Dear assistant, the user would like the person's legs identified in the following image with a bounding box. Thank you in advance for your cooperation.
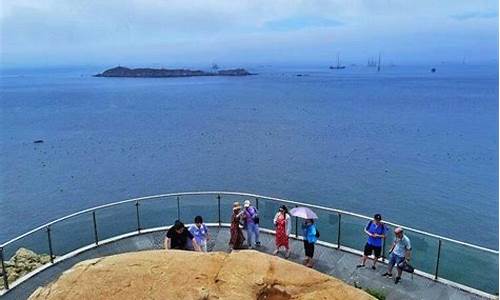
[358,243,371,267]
[284,239,290,258]
[273,244,280,255]
[395,256,404,283]
[372,246,382,269]
[306,243,315,267]
[382,253,396,277]
[254,224,260,246]
[246,224,254,248]
[303,240,310,264]
[199,240,207,252]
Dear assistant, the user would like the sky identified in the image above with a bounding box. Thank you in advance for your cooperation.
[0,0,498,68]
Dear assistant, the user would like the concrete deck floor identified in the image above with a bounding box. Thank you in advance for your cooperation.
[1,227,488,300]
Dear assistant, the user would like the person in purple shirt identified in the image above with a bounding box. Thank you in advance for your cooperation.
[243,199,261,248]
[357,213,387,270]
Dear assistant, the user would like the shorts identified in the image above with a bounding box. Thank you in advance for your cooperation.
[304,240,315,258]
[364,243,382,257]
[389,253,406,268]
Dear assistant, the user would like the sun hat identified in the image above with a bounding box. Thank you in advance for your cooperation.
[243,200,251,208]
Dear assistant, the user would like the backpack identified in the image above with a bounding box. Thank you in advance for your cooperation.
[315,228,320,238]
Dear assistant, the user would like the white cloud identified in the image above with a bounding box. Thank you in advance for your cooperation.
[0,0,497,67]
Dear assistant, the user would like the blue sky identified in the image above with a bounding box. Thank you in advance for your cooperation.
[0,0,498,68]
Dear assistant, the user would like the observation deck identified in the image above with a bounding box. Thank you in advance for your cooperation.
[0,192,498,299]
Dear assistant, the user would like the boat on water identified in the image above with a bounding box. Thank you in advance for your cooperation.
[367,53,382,72]
[367,57,377,67]
[329,53,346,69]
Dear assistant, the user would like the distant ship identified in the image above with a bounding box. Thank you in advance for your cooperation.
[367,57,377,67]
[329,54,346,69]
[377,53,381,72]
[367,53,382,71]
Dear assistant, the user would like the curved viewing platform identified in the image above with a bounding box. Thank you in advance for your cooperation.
[0,191,498,299]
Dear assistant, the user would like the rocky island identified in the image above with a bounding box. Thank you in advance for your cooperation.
[95,66,254,78]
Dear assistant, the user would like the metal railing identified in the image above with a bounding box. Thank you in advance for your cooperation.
[0,191,498,297]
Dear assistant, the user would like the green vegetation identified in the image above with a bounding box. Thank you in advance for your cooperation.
[364,288,387,300]
[352,281,386,300]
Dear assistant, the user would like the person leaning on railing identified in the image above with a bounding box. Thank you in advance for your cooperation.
[164,220,202,252]
[382,227,412,284]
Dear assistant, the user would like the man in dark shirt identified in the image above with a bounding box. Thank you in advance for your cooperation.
[164,220,201,251]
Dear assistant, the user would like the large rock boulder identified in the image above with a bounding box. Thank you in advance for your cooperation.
[29,250,374,300]
[1,248,51,288]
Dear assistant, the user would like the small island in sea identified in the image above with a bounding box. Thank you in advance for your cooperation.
[94,66,254,78]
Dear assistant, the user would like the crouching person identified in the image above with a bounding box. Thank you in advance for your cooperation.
[189,216,209,252]
[165,220,201,252]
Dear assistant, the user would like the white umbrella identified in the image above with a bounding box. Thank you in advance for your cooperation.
[289,207,318,219]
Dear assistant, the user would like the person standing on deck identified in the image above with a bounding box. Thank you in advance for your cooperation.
[273,205,291,258]
[229,202,246,250]
[302,219,318,268]
[382,227,412,284]
[243,199,261,248]
[357,213,387,270]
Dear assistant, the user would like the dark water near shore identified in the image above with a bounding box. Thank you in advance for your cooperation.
[0,64,498,249]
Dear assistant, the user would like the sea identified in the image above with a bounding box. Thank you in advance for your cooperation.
[0,64,498,249]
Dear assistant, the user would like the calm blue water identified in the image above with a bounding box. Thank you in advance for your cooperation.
[0,64,498,249]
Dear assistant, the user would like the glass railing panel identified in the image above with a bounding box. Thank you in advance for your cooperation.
[95,202,137,241]
[50,212,94,256]
[178,194,218,225]
[339,214,372,252]
[257,198,286,232]
[1,229,51,288]
[439,240,498,294]
[139,196,177,229]
[313,209,339,245]
[218,194,250,224]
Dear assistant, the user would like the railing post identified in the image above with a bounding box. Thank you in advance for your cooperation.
[176,196,180,220]
[382,235,386,260]
[434,239,442,280]
[135,201,141,233]
[92,211,99,245]
[46,226,54,263]
[217,194,221,226]
[337,213,341,249]
[295,205,298,238]
[0,246,9,290]
[255,197,259,209]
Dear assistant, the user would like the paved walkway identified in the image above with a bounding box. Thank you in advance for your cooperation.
[2,227,488,300]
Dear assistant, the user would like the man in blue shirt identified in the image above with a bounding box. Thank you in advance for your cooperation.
[357,214,387,270]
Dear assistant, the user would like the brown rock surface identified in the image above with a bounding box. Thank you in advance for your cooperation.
[29,250,374,300]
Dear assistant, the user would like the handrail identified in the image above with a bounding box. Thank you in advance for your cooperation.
[1,191,498,255]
